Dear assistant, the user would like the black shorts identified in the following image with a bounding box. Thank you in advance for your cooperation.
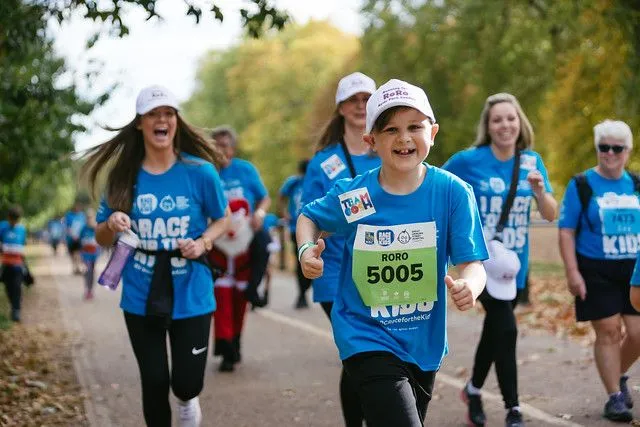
[575,253,640,322]
[67,239,81,254]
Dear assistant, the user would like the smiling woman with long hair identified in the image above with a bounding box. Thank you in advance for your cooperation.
[443,93,557,427]
[82,85,230,427]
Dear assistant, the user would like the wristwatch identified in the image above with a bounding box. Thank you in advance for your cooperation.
[201,236,213,252]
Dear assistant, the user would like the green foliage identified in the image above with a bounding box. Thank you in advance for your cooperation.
[359,0,640,194]
[0,1,97,226]
[45,0,289,38]
[182,21,360,198]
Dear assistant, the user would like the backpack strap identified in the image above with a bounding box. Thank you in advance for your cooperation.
[573,172,594,236]
[629,172,640,193]
[339,140,357,178]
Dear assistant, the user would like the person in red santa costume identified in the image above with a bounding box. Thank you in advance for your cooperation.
[209,127,271,372]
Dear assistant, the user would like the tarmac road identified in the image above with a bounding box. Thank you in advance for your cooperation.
[33,246,640,427]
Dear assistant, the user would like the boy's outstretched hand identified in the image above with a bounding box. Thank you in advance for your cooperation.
[300,238,325,279]
[445,275,476,311]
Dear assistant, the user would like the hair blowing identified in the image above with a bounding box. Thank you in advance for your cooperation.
[82,114,225,213]
[474,93,534,151]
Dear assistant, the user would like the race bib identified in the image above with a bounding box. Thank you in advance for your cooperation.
[352,222,438,306]
[601,208,640,235]
[320,154,347,179]
[598,193,640,235]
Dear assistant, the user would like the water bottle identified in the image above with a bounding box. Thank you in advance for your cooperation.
[98,229,139,290]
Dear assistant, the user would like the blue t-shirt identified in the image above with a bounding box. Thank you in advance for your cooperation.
[97,154,228,319]
[443,146,553,289]
[302,144,381,302]
[279,175,304,233]
[219,158,268,211]
[48,219,64,240]
[559,169,640,260]
[631,256,640,286]
[301,165,488,371]
[79,225,99,262]
[0,220,8,237]
[64,210,86,243]
[263,212,280,232]
[1,223,27,266]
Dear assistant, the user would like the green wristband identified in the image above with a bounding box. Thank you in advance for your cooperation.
[297,241,316,262]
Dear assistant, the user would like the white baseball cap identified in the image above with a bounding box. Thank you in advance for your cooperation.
[365,79,435,134]
[335,72,377,105]
[135,85,179,115]
[482,240,521,301]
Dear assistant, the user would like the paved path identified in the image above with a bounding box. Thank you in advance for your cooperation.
[31,245,640,426]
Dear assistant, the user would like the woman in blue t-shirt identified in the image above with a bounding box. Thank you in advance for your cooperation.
[559,119,640,422]
[1,205,27,322]
[79,208,100,300]
[279,159,310,308]
[301,71,380,426]
[443,93,557,427]
[298,79,488,426]
[82,85,230,427]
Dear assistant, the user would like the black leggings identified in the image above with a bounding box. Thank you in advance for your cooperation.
[343,351,436,427]
[470,291,519,408]
[291,234,311,298]
[124,312,212,427]
[2,265,23,311]
[320,301,365,426]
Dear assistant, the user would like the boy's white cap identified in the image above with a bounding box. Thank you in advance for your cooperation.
[365,79,435,134]
[335,72,376,105]
[136,85,179,115]
[482,240,521,301]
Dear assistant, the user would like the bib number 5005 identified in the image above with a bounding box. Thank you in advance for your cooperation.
[367,264,423,284]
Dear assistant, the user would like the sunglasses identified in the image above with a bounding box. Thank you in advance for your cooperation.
[597,144,627,154]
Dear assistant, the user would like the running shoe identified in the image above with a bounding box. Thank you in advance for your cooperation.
[218,358,235,372]
[505,408,524,427]
[461,384,486,426]
[620,375,634,408]
[178,397,202,427]
[603,392,633,422]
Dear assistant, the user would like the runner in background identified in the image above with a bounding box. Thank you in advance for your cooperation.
[298,79,487,426]
[559,120,640,423]
[84,85,230,427]
[443,93,557,427]
[79,208,99,300]
[210,126,271,372]
[64,200,86,275]
[0,205,27,322]
[279,159,311,308]
[47,217,64,255]
[301,72,379,427]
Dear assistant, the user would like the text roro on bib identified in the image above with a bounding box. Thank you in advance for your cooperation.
[352,222,438,307]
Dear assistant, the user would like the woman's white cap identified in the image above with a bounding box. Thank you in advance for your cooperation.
[483,240,520,301]
[365,79,435,134]
[136,85,179,115]
[335,72,377,105]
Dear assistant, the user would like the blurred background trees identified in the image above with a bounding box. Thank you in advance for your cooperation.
[3,0,640,226]
[185,0,640,200]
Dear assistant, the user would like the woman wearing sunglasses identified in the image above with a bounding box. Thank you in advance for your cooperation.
[559,119,640,423]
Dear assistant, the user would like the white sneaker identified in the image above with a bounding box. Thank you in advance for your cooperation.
[177,397,202,427]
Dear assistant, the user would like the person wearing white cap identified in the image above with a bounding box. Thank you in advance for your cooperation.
[297,79,488,426]
[559,119,640,422]
[443,93,557,427]
[300,71,380,426]
[82,85,231,427]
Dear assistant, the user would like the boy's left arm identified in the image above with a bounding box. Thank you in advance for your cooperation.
[445,261,486,311]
